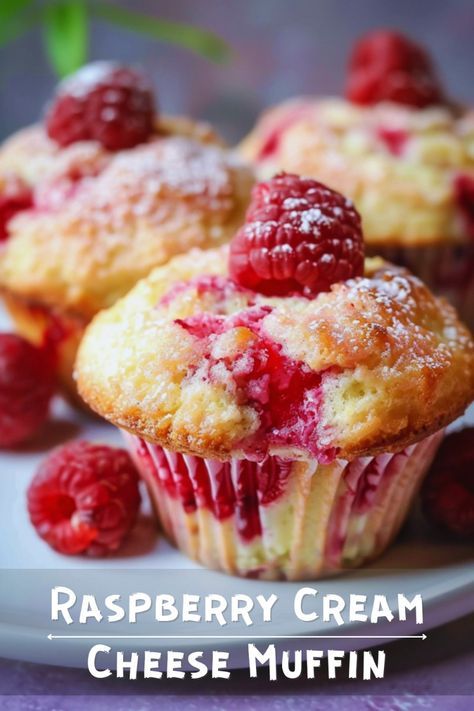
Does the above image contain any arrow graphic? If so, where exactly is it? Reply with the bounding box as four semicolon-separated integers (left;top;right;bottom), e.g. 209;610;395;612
48;633;427;641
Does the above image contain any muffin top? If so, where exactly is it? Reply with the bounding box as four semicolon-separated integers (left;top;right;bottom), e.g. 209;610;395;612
0;136;253;316
240;31;474;247
77;174;474;462
240;98;474;247
0;62;254;317
76;243;474;463
0;114;221;191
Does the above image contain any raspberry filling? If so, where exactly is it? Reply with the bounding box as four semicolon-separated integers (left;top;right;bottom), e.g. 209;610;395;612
256;102;313;161
150;272;342;541
376;126;409;156
0;181;33;242
168;277;337;463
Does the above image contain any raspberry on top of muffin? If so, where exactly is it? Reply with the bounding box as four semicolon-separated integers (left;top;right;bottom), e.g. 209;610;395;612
0;62;254;317
0;62;221;186
0;62;254;399
76;173;474;463
345;29;446;109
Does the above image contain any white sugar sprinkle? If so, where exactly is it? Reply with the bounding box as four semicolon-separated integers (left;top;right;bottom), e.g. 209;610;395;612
59;61;121;98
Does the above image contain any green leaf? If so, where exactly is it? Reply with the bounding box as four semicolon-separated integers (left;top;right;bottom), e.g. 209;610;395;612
0;0;35;46
42;0;89;77
93;2;231;63
0;0;32;24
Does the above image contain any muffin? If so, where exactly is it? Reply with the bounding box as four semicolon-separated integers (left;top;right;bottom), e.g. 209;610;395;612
240;31;474;330
0;62;254;398
76;174;474;580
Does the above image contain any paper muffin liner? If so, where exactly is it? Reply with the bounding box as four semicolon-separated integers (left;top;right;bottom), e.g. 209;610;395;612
369;242;474;332
124;430;444;580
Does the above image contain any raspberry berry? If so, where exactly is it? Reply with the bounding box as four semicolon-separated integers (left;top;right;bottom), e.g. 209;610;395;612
346;30;445;108
229;173;364;297
46;62;155;151
422;429;474;539
27;441;141;555
0;177;33;242
0;334;55;448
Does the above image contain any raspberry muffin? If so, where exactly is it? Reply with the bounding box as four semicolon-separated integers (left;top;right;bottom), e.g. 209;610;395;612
76;174;474;579
0;63;253;399
240;31;474;330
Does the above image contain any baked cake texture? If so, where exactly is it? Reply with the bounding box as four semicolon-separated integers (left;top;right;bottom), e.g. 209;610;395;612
0;121;253;398
0;136;253;317
240;97;474;247
76;246;474;579
76;247;474;461
0;62;254;399
239;31;474;330
0;114;221;192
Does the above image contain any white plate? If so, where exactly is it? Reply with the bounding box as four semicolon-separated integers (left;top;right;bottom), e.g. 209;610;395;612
0;307;473;669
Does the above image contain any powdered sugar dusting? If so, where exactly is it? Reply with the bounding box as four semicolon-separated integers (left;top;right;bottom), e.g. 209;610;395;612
50;136;247;229
149;256;474;462
58;61;122;98
282;197;308;209
297;206;330;233
158;258;473;427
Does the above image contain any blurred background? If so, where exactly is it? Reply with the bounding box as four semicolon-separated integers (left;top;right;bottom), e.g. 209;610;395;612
1;0;473;143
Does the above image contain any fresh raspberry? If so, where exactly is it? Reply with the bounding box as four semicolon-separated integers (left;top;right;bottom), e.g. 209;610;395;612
0;177;33;242
27;441;141;555
0;334;55;448
46;62;155;150
422;429;474;539
229;173;364;297
346;30;445;108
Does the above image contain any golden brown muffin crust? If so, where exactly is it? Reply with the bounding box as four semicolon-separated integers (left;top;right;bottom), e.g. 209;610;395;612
0;115;222;188
240;97;474;247
0;135;253;317
76;247;474;461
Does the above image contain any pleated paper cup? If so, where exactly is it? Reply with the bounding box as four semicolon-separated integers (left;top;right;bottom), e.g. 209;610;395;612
124;431;444;580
